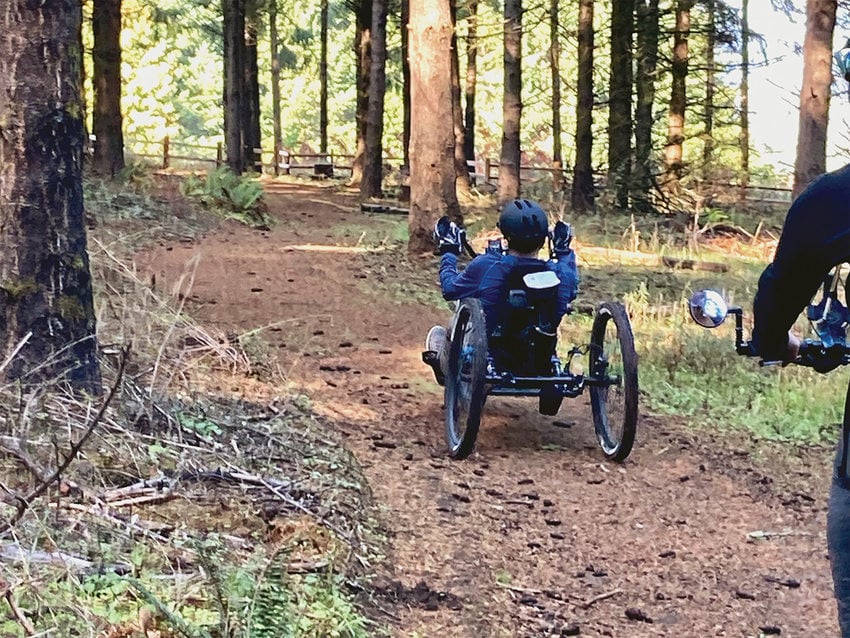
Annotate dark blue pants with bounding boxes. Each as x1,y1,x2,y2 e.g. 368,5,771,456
829,431,850,637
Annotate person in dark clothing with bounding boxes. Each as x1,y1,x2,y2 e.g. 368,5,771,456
423,199,579,382
751,43,850,631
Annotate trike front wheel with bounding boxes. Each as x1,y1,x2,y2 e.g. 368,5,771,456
444,298,488,459
589,301,639,462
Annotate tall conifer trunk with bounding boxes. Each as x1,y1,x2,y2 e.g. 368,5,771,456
499,0,522,204
223,0,245,173
463,0,479,165
0,0,101,391
608,0,634,208
91,0,125,177
408,0,460,255
550,0,563,192
665,0,693,183
632,0,659,210
792,0,836,198
572,0,595,212
350,1,372,186
361,0,388,199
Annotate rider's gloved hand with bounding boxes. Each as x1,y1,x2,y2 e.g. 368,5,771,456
550,221,573,256
434,216,466,256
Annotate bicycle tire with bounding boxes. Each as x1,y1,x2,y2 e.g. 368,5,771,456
589,301,639,462
444,298,488,459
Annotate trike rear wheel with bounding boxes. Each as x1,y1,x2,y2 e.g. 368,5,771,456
589,301,638,462
445,298,488,459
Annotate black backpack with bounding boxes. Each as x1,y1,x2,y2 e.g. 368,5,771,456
488,261,561,374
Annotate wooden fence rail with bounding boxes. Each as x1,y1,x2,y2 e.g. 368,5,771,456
122,137,793,204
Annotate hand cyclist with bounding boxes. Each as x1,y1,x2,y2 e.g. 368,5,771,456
423,199,579,384
750,40,850,636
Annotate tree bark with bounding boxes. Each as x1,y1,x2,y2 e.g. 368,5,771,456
450,0,471,196
632,0,659,211
739,0,750,202
792,0,836,199
463,0,479,165
320,0,329,155
550,0,563,192
350,1,372,187
408,0,461,255
243,8,261,172
665,0,693,182
223,0,245,174
402,0,411,169
0,0,101,392
361,0,388,199
703,0,716,174
270,0,282,173
499,0,523,204
91,0,125,177
607,0,634,209
572,0,595,213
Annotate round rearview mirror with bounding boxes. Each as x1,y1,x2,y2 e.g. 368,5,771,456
689,289,729,328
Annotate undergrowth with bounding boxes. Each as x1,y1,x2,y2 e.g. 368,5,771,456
180,167,273,229
0,174,377,637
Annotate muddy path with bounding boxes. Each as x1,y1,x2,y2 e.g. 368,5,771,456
139,182,839,637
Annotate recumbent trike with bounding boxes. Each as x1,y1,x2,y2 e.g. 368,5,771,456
422,235,639,462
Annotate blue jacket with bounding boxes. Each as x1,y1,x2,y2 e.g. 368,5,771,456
753,164,850,360
439,250,579,328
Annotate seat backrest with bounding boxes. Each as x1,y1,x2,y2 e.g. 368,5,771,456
489,262,561,374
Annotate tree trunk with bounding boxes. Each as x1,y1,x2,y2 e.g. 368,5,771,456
463,0,479,165
320,0,329,155
607,0,634,209
223,0,245,174
350,1,372,187
792,0,836,199
270,0,282,173
499,0,522,204
572,0,595,213
91,0,125,177
409,0,461,255
402,0,411,169
550,0,563,192
361,0,388,199
632,0,659,211
450,0,471,196
665,0,693,182
243,9,261,172
703,0,716,175
739,0,749,202
0,0,101,392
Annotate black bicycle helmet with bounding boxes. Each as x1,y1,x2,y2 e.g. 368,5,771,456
497,199,549,240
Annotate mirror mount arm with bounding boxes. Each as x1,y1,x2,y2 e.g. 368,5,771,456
727,306,755,356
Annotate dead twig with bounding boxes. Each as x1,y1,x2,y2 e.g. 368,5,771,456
580,588,623,609
4,588,36,636
0,345,131,535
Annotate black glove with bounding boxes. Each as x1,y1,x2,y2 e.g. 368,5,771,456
434,216,466,256
550,221,573,256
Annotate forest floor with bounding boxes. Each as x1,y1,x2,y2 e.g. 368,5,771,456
137,179,840,637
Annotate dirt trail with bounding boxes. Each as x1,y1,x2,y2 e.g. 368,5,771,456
140,182,839,637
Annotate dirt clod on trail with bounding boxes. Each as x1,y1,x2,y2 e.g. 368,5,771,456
139,180,840,637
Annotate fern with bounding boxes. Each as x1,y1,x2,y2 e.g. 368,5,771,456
249,552,294,638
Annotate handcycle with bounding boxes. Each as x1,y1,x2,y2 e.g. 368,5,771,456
422,235,639,462
689,269,850,373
